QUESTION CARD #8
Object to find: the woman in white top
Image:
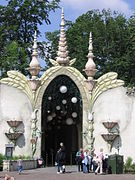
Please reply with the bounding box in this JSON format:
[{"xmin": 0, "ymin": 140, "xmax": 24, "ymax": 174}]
[
  {"xmin": 95, "ymin": 148, "xmax": 104, "ymax": 175},
  {"xmin": 82, "ymin": 150, "xmax": 88, "ymax": 173}
]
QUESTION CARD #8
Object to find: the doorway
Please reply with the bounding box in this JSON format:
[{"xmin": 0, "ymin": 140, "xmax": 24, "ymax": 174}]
[{"xmin": 41, "ymin": 75, "xmax": 82, "ymax": 166}]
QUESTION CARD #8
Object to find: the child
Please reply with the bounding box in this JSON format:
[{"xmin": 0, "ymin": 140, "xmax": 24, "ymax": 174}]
[{"xmin": 17, "ymin": 155, "xmax": 22, "ymax": 174}]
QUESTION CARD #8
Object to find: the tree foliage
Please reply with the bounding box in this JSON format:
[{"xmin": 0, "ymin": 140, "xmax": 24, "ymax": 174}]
[
  {"xmin": 0, "ymin": 0, "xmax": 60, "ymax": 78},
  {"xmin": 45, "ymin": 9, "xmax": 135, "ymax": 87}
]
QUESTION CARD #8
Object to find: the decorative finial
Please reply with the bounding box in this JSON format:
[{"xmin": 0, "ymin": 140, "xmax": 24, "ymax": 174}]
[
  {"xmin": 29, "ymin": 31, "xmax": 40, "ymax": 81},
  {"xmin": 56, "ymin": 8, "xmax": 70, "ymax": 66},
  {"xmin": 32, "ymin": 31, "xmax": 38, "ymax": 56},
  {"xmin": 88, "ymin": 32, "xmax": 93, "ymax": 56},
  {"xmin": 61, "ymin": 7, "xmax": 64, "ymax": 27},
  {"xmin": 85, "ymin": 32, "xmax": 97, "ymax": 80}
]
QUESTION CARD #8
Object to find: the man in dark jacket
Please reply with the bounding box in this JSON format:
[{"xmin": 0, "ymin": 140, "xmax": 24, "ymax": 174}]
[
  {"xmin": 56, "ymin": 142, "xmax": 66, "ymax": 174},
  {"xmin": 76, "ymin": 148, "xmax": 83, "ymax": 172},
  {"xmin": 59, "ymin": 142, "xmax": 66, "ymax": 173}
]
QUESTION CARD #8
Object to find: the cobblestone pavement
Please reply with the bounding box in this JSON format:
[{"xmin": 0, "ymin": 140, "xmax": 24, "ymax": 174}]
[{"xmin": 0, "ymin": 166, "xmax": 135, "ymax": 180}]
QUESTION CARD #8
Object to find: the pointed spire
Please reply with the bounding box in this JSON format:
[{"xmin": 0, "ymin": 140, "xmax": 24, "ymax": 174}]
[
  {"xmin": 56, "ymin": 8, "xmax": 70, "ymax": 66},
  {"xmin": 29, "ymin": 31, "xmax": 40, "ymax": 80},
  {"xmin": 61, "ymin": 7, "xmax": 64, "ymax": 27},
  {"xmin": 32, "ymin": 31, "xmax": 38, "ymax": 56},
  {"xmin": 85, "ymin": 32, "xmax": 97, "ymax": 80},
  {"xmin": 88, "ymin": 32, "xmax": 94, "ymax": 58}
]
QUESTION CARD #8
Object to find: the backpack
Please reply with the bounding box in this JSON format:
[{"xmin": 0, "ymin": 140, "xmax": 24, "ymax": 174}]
[
  {"xmin": 58, "ymin": 151, "xmax": 65, "ymax": 161},
  {"xmin": 81, "ymin": 153, "xmax": 84, "ymax": 160}
]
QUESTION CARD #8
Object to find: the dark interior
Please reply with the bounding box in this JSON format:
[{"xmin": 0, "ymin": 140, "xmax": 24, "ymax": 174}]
[{"xmin": 41, "ymin": 75, "xmax": 82, "ymax": 166}]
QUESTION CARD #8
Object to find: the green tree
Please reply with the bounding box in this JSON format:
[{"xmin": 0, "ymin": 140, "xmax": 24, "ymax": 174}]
[
  {"xmin": 127, "ymin": 14, "xmax": 135, "ymax": 86},
  {"xmin": 0, "ymin": 41, "xmax": 27, "ymax": 77},
  {"xmin": 45, "ymin": 9, "xmax": 135, "ymax": 87},
  {"xmin": 45, "ymin": 30, "xmax": 59, "ymax": 67},
  {"xmin": 0, "ymin": 0, "xmax": 60, "ymax": 78}
]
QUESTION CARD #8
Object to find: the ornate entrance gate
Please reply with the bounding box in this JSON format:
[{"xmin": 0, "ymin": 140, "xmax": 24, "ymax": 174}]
[{"xmin": 41, "ymin": 75, "xmax": 82, "ymax": 166}]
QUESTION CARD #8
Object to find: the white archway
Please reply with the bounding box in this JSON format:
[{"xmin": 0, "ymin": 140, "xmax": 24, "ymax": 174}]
[{"xmin": 35, "ymin": 66, "xmax": 91, "ymax": 158}]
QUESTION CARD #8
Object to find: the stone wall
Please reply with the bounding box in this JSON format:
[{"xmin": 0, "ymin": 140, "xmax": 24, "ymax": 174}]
[{"xmin": 3, "ymin": 160, "xmax": 37, "ymax": 171}]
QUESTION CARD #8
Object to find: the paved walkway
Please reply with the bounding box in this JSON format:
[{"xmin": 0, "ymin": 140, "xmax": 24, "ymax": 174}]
[{"xmin": 0, "ymin": 166, "xmax": 135, "ymax": 180}]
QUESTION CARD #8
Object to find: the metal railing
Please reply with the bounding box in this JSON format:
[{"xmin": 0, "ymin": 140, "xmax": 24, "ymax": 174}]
[{"xmin": 45, "ymin": 151, "xmax": 76, "ymax": 167}]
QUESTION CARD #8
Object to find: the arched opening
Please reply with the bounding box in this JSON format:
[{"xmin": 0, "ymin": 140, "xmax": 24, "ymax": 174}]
[{"xmin": 41, "ymin": 75, "xmax": 83, "ymax": 166}]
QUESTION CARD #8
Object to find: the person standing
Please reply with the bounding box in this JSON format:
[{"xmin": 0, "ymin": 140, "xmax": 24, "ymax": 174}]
[
  {"xmin": 87, "ymin": 152, "xmax": 92, "ymax": 173},
  {"xmin": 17, "ymin": 155, "xmax": 22, "ymax": 175},
  {"xmin": 76, "ymin": 148, "xmax": 83, "ymax": 172},
  {"xmin": 56, "ymin": 142, "xmax": 66, "ymax": 174},
  {"xmin": 95, "ymin": 148, "xmax": 104, "ymax": 175},
  {"xmin": 92, "ymin": 153, "xmax": 98, "ymax": 172},
  {"xmin": 55, "ymin": 148, "xmax": 62, "ymax": 174},
  {"xmin": 59, "ymin": 142, "xmax": 66, "ymax": 173},
  {"xmin": 103, "ymin": 154, "xmax": 108, "ymax": 174},
  {"xmin": 82, "ymin": 150, "xmax": 88, "ymax": 173}
]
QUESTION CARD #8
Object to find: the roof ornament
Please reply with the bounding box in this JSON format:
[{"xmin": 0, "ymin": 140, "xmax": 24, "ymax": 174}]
[
  {"xmin": 29, "ymin": 31, "xmax": 40, "ymax": 80},
  {"xmin": 50, "ymin": 8, "xmax": 76, "ymax": 66},
  {"xmin": 85, "ymin": 32, "xmax": 97, "ymax": 80},
  {"xmin": 56, "ymin": 7, "xmax": 70, "ymax": 65},
  {"xmin": 28, "ymin": 31, "xmax": 41, "ymax": 91}
]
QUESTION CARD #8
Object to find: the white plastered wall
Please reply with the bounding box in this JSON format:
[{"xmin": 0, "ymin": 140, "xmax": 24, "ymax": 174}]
[
  {"xmin": 1, "ymin": 68, "xmax": 134, "ymax": 162},
  {"xmin": 93, "ymin": 86, "xmax": 135, "ymax": 162},
  {"xmin": 0, "ymin": 84, "xmax": 32, "ymax": 156}
]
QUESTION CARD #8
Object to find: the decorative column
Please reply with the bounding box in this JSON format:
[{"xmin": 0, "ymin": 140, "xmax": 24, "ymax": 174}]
[
  {"xmin": 84, "ymin": 32, "xmax": 97, "ymax": 93},
  {"xmin": 88, "ymin": 112, "xmax": 95, "ymax": 155},
  {"xmin": 30, "ymin": 109, "xmax": 39, "ymax": 158},
  {"xmin": 28, "ymin": 31, "xmax": 41, "ymax": 158},
  {"xmin": 84, "ymin": 32, "xmax": 97, "ymax": 154},
  {"xmin": 28, "ymin": 31, "xmax": 40, "ymax": 91}
]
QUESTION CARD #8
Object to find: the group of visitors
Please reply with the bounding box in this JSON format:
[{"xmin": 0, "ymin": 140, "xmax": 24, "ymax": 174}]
[
  {"xmin": 75, "ymin": 147, "xmax": 109, "ymax": 175},
  {"xmin": 55, "ymin": 142, "xmax": 108, "ymax": 175},
  {"xmin": 3, "ymin": 143, "xmax": 108, "ymax": 177},
  {"xmin": 5, "ymin": 143, "xmax": 108, "ymax": 177}
]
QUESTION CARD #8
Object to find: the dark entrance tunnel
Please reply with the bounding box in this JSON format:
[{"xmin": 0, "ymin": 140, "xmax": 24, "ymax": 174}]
[{"xmin": 41, "ymin": 75, "xmax": 82, "ymax": 166}]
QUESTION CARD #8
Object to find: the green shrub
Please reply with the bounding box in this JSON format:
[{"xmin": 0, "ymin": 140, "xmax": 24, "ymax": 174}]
[
  {"xmin": 20, "ymin": 155, "xmax": 31, "ymax": 160},
  {"xmin": 11, "ymin": 155, "xmax": 18, "ymax": 160},
  {"xmin": 125, "ymin": 157, "xmax": 133, "ymax": 169},
  {"xmin": 0, "ymin": 153, "xmax": 33, "ymax": 171},
  {"xmin": 124, "ymin": 157, "xmax": 135, "ymax": 173},
  {"xmin": 11, "ymin": 155, "xmax": 32, "ymax": 160},
  {"xmin": 0, "ymin": 154, "xmax": 6, "ymax": 171},
  {"xmin": 25, "ymin": 156, "xmax": 31, "ymax": 160}
]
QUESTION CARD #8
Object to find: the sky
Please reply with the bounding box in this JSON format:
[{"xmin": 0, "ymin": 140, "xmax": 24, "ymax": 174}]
[
  {"xmin": 42, "ymin": 0, "xmax": 135, "ymax": 35},
  {"xmin": 0, "ymin": 0, "xmax": 135, "ymax": 67},
  {"xmin": 0, "ymin": 0, "xmax": 135, "ymax": 38}
]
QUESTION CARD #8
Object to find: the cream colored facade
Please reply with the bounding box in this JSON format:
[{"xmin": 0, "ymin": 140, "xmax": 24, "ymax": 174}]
[
  {"xmin": 0, "ymin": 9, "xmax": 135, "ymax": 163},
  {"xmin": 0, "ymin": 69, "xmax": 135, "ymax": 162}
]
